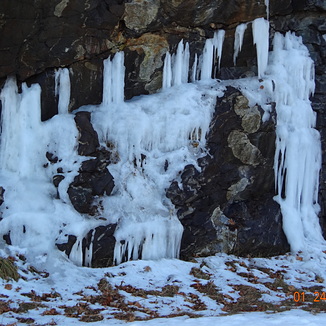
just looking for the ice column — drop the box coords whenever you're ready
[271,32,323,252]
[200,30,225,80]
[252,18,270,78]
[102,52,125,105]
[0,78,43,178]
[55,68,71,114]
[233,23,247,65]
[162,40,190,88]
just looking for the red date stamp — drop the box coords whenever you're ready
[293,291,326,302]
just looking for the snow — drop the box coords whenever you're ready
[252,18,270,78]
[0,248,326,325]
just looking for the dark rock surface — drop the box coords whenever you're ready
[0,187,5,206]
[0,1,325,262]
[68,111,114,214]
[167,87,290,259]
[56,224,117,267]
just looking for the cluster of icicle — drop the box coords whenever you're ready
[0,14,324,267]
[162,16,324,255]
[271,32,324,253]
[162,30,226,87]
[162,17,270,87]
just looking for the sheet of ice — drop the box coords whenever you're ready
[233,23,248,65]
[55,68,71,114]
[269,32,323,253]
[252,18,270,78]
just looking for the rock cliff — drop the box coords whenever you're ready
[0,0,325,265]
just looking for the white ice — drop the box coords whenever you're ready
[233,23,248,65]
[269,32,323,253]
[55,68,71,114]
[252,18,270,78]
[102,52,125,105]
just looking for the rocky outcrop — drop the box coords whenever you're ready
[67,111,114,214]
[167,87,290,258]
[1,1,325,263]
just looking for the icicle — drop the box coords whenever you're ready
[200,30,225,80]
[214,30,225,71]
[233,23,248,65]
[173,40,184,86]
[191,54,198,82]
[200,38,214,80]
[102,52,125,106]
[163,52,172,89]
[182,42,190,83]
[55,68,71,114]
[114,219,183,265]
[0,79,44,178]
[252,18,270,78]
[69,238,83,266]
[162,40,190,88]
[265,0,270,20]
[0,77,20,173]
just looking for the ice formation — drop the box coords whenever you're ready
[102,52,125,105]
[200,30,225,80]
[92,52,221,265]
[163,30,225,86]
[265,0,270,20]
[0,17,324,267]
[270,32,323,253]
[163,40,190,88]
[252,18,270,78]
[55,68,71,114]
[233,23,248,65]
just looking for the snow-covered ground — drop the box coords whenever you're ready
[1,248,326,325]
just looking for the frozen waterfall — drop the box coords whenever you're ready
[0,17,324,267]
